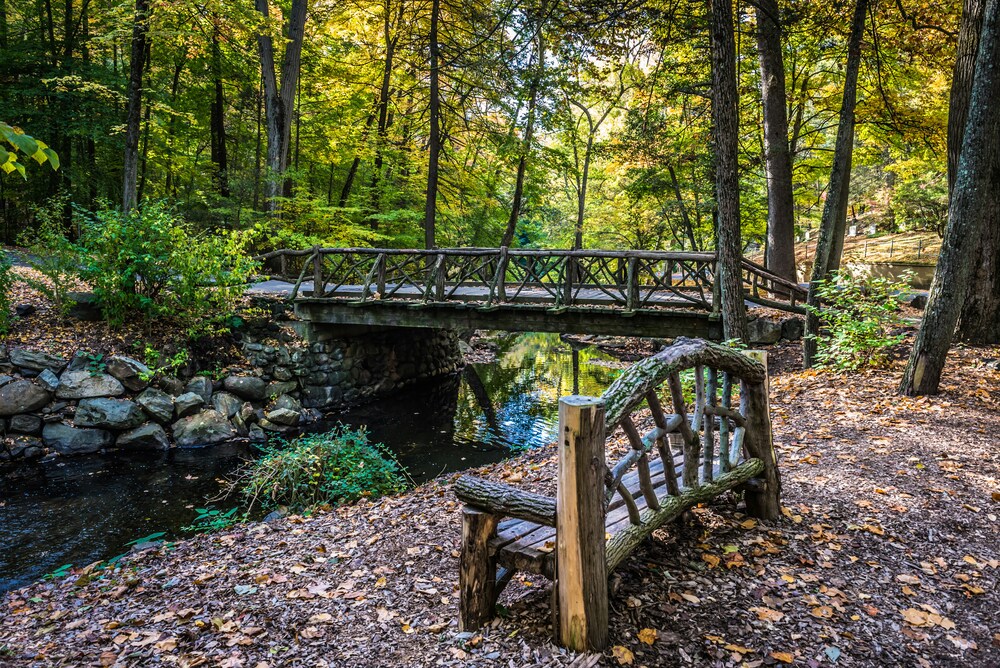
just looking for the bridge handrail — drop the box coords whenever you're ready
[255,247,717,262]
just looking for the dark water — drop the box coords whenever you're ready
[0,332,622,593]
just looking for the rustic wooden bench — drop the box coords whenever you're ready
[453,337,781,650]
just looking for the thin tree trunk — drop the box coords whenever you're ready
[370,0,402,215]
[901,0,1000,394]
[668,164,699,251]
[164,57,185,196]
[210,19,230,197]
[803,0,867,366]
[574,133,593,250]
[424,0,441,249]
[339,108,376,207]
[502,30,544,248]
[756,0,796,286]
[122,0,150,212]
[710,0,748,342]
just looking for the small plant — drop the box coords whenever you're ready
[137,344,190,381]
[84,352,106,377]
[18,192,81,318]
[182,507,240,533]
[43,563,74,580]
[805,270,910,371]
[236,427,407,513]
[0,254,15,334]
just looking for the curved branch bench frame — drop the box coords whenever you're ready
[454,337,782,651]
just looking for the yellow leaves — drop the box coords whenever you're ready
[947,635,978,651]
[809,605,834,619]
[739,519,758,530]
[611,645,634,665]
[895,574,920,586]
[637,628,657,645]
[900,606,956,630]
[750,606,784,623]
[770,650,795,664]
[702,553,721,568]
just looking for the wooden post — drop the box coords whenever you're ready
[312,246,323,297]
[741,350,781,519]
[625,256,639,310]
[279,252,287,279]
[495,245,509,302]
[562,257,575,306]
[555,396,608,652]
[435,252,446,301]
[375,253,387,297]
[711,257,722,318]
[459,507,499,631]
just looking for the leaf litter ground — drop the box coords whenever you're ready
[1,341,998,667]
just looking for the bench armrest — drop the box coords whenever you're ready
[454,475,557,527]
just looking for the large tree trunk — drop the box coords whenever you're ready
[951,0,1000,343]
[122,0,149,212]
[709,0,748,342]
[210,20,230,197]
[424,0,441,249]
[900,0,1000,395]
[502,30,544,248]
[803,0,867,366]
[755,0,796,286]
[256,0,307,211]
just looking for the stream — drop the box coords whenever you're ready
[0,332,624,594]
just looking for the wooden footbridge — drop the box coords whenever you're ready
[453,338,780,650]
[253,247,805,338]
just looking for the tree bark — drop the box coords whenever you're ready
[900,0,1000,395]
[709,0,748,342]
[951,0,1000,343]
[502,29,544,248]
[210,19,230,197]
[370,0,402,215]
[668,164,699,251]
[122,0,150,212]
[424,0,441,249]
[803,0,867,366]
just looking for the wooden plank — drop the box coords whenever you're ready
[459,507,499,631]
[555,396,608,652]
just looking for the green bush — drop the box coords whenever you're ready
[0,254,15,334]
[76,201,258,338]
[239,427,406,512]
[18,192,80,318]
[806,270,910,371]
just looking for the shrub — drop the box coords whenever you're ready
[0,254,15,334]
[18,192,80,318]
[76,201,258,338]
[239,427,406,512]
[806,270,910,371]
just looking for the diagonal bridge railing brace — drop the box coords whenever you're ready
[254,247,806,315]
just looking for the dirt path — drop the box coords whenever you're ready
[1,343,997,667]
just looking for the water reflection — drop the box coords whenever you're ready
[0,332,622,593]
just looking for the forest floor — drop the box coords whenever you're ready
[1,339,998,667]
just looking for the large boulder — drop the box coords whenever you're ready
[211,391,242,419]
[747,317,782,345]
[10,349,67,373]
[267,381,298,398]
[9,414,42,435]
[185,376,214,403]
[780,316,805,341]
[74,398,146,430]
[265,407,300,427]
[42,423,113,455]
[136,388,174,424]
[0,380,52,416]
[174,392,205,419]
[117,423,170,451]
[55,371,125,400]
[273,394,302,413]
[223,376,268,402]
[105,356,151,392]
[171,410,235,447]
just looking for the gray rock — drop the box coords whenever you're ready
[158,375,185,396]
[231,411,250,437]
[106,356,151,392]
[223,376,268,401]
[174,392,204,419]
[37,368,60,392]
[9,414,42,434]
[211,391,242,418]
[185,376,214,403]
[55,371,125,399]
[271,366,294,381]
[67,292,102,321]
[265,408,300,426]
[171,410,235,447]
[4,434,43,460]
[248,424,266,443]
[273,394,302,413]
[780,317,805,341]
[15,303,36,318]
[66,351,93,372]
[747,317,782,345]
[0,374,13,387]
[0,380,52,416]
[266,380,298,398]
[117,423,170,451]
[909,293,928,310]
[42,423,113,455]
[301,385,342,408]
[136,388,174,423]
[9,348,67,373]
[74,398,146,430]
[259,418,291,433]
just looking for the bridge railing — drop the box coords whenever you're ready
[254,247,805,314]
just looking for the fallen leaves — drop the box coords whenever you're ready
[900,607,956,630]
[611,645,634,665]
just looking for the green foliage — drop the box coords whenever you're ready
[806,271,910,371]
[0,254,16,335]
[76,201,258,338]
[182,507,241,533]
[0,122,59,179]
[18,193,79,318]
[43,563,74,580]
[81,352,106,377]
[239,427,407,513]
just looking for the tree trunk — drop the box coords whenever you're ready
[370,0,402,215]
[668,164,699,251]
[756,0,796,286]
[573,134,593,251]
[710,0,748,342]
[424,0,441,249]
[803,0,867,366]
[122,0,149,212]
[951,0,1000,343]
[900,0,1000,395]
[502,30,544,248]
[210,20,230,197]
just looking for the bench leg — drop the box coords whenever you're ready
[459,506,499,631]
